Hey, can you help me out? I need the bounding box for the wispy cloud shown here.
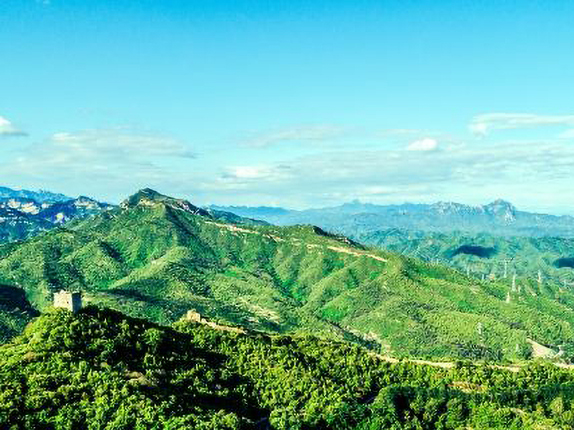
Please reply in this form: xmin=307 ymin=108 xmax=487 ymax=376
xmin=470 ymin=113 xmax=574 ymax=136
xmin=47 ymin=128 xmax=195 ymax=160
xmin=0 ymin=116 xmax=27 ymax=137
xmin=406 ymin=138 xmax=439 ymax=151
xmin=243 ymin=125 xmax=345 ymax=147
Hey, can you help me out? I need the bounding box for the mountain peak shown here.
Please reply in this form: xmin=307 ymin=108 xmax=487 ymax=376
xmin=484 ymin=199 xmax=516 ymax=212
xmin=483 ymin=199 xmax=516 ymax=221
xmin=121 ymin=188 xmax=211 ymax=217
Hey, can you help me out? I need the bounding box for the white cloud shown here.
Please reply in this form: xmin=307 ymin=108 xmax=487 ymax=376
xmin=470 ymin=113 xmax=574 ymax=136
xmin=228 ymin=166 xmax=267 ymax=179
xmin=45 ymin=128 xmax=195 ymax=160
xmin=0 ymin=116 xmax=27 ymax=136
xmin=243 ymin=125 xmax=345 ymax=147
xmin=406 ymin=138 xmax=439 ymax=151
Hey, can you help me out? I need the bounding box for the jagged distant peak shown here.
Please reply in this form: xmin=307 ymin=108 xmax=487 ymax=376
xmin=432 ymin=201 xmax=468 ymax=211
xmin=484 ymin=199 xmax=516 ymax=210
xmin=482 ymin=199 xmax=517 ymax=221
xmin=76 ymin=195 xmax=98 ymax=202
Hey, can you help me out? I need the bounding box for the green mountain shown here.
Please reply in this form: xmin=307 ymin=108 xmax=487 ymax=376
xmin=2 ymin=189 xmax=574 ymax=361
xmin=1 ymin=306 xmax=574 ymax=430
xmin=352 ymin=228 xmax=574 ymax=287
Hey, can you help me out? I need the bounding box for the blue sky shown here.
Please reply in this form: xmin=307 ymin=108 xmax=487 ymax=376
xmin=1 ymin=0 xmax=574 ymax=213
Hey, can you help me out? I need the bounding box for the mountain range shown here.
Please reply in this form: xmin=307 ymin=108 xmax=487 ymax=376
xmin=0 ymin=186 xmax=71 ymax=203
xmin=212 ymin=200 xmax=574 ymax=238
xmin=0 ymin=186 xmax=114 ymax=242
xmin=2 ymin=188 xmax=574 ymax=362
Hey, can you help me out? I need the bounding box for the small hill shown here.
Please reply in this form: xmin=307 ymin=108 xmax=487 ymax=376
xmin=1 ymin=307 xmax=573 ymax=429
xmin=2 ymin=189 xmax=574 ymax=362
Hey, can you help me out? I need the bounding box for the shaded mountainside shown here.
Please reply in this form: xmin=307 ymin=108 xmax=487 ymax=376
xmin=352 ymin=229 xmax=574 ymax=288
xmin=212 ymin=199 xmax=574 ymax=238
xmin=3 ymin=189 xmax=574 ymax=361
xmin=0 ymin=284 xmax=38 ymax=342
xmin=2 ymin=307 xmax=574 ymax=429
xmin=0 ymin=206 xmax=53 ymax=243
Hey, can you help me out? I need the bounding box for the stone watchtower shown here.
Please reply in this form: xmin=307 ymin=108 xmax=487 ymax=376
xmin=53 ymin=290 xmax=83 ymax=313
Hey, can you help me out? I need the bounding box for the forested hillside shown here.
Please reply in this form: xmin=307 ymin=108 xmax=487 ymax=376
xmin=2 ymin=189 xmax=574 ymax=362
xmin=1 ymin=307 xmax=574 ymax=429
xmin=352 ymin=229 xmax=574 ymax=288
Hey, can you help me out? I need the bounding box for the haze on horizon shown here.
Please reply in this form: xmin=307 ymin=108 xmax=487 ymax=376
xmin=1 ymin=0 xmax=574 ymax=215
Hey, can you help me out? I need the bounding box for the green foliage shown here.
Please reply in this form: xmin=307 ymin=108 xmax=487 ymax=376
xmin=356 ymin=228 xmax=574 ymax=290
xmin=1 ymin=308 xmax=574 ymax=429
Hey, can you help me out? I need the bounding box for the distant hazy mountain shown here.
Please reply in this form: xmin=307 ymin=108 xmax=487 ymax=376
xmin=212 ymin=199 xmax=574 ymax=238
xmin=36 ymin=195 xmax=115 ymax=224
xmin=0 ymin=186 xmax=115 ymax=242
xmin=0 ymin=186 xmax=71 ymax=204
xmin=0 ymin=205 xmax=53 ymax=242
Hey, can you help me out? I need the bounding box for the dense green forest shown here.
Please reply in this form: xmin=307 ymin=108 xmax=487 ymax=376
xmin=1 ymin=306 xmax=574 ymax=430
xmin=1 ymin=189 xmax=574 ymax=362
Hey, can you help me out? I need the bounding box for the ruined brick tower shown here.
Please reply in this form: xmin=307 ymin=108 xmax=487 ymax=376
xmin=53 ymin=290 xmax=82 ymax=313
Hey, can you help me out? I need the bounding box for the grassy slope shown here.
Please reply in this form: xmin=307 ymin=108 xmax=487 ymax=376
xmin=1 ymin=192 xmax=574 ymax=361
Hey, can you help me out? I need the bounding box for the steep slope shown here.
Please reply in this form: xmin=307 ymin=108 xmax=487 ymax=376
xmin=2 ymin=189 xmax=574 ymax=361
xmin=213 ymin=199 xmax=574 ymax=238
xmin=1 ymin=307 xmax=573 ymax=430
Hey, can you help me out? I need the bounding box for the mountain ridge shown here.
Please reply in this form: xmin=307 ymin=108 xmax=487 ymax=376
xmin=2 ymin=189 xmax=574 ymax=362
xmin=212 ymin=199 xmax=574 ymax=238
